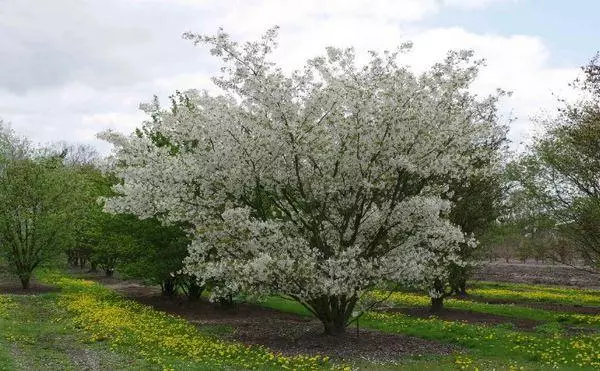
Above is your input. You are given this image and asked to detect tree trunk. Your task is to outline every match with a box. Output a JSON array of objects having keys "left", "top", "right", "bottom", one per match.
[
  {"left": 458, "top": 280, "right": 467, "bottom": 296},
  {"left": 453, "top": 278, "right": 467, "bottom": 297},
  {"left": 430, "top": 296, "right": 444, "bottom": 313},
  {"left": 219, "top": 294, "right": 237, "bottom": 310},
  {"left": 89, "top": 261, "right": 98, "bottom": 273},
  {"left": 161, "top": 278, "right": 177, "bottom": 298},
  {"left": 184, "top": 280, "right": 203, "bottom": 301},
  {"left": 308, "top": 295, "right": 356, "bottom": 336},
  {"left": 323, "top": 320, "right": 346, "bottom": 335},
  {"left": 430, "top": 278, "right": 447, "bottom": 313},
  {"left": 20, "top": 277, "right": 30, "bottom": 290}
]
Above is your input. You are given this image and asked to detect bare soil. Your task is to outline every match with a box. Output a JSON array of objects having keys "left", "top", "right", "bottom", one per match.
[
  {"left": 475, "top": 261, "right": 600, "bottom": 289},
  {"left": 0, "top": 280, "right": 59, "bottom": 295}
]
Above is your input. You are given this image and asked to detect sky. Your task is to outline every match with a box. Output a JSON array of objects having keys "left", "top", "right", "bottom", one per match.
[{"left": 1, "top": 0, "right": 598, "bottom": 154}]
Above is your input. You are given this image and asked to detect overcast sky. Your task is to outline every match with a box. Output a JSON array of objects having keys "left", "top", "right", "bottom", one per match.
[{"left": 1, "top": 0, "right": 597, "bottom": 154}]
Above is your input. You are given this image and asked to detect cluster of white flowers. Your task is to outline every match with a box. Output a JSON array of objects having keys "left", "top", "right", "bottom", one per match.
[{"left": 100, "top": 28, "right": 504, "bottom": 320}]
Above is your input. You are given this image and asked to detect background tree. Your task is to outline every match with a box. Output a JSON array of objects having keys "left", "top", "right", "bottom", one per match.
[
  {"left": 419, "top": 110, "right": 508, "bottom": 312},
  {"left": 447, "top": 175, "right": 505, "bottom": 295},
  {"left": 63, "top": 160, "right": 198, "bottom": 296},
  {"left": 0, "top": 120, "right": 29, "bottom": 163},
  {"left": 0, "top": 153, "right": 78, "bottom": 289},
  {"left": 420, "top": 172, "right": 506, "bottom": 313},
  {"left": 511, "top": 55, "right": 600, "bottom": 270},
  {"left": 115, "top": 217, "right": 199, "bottom": 299},
  {"left": 101, "top": 28, "right": 506, "bottom": 335}
]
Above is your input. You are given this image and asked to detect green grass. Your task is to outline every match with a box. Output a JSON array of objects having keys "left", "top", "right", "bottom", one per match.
[
  {"left": 352, "top": 355, "right": 566, "bottom": 371},
  {"left": 0, "top": 341, "right": 14, "bottom": 371}
]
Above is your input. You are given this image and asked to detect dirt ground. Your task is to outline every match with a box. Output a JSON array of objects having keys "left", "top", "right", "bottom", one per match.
[
  {"left": 474, "top": 261, "right": 600, "bottom": 289},
  {"left": 0, "top": 280, "right": 59, "bottom": 295}
]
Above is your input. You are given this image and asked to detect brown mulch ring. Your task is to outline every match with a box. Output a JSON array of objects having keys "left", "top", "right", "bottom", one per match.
[
  {"left": 226, "top": 321, "right": 456, "bottom": 361},
  {"left": 380, "top": 306, "right": 540, "bottom": 331},
  {"left": 103, "top": 282, "right": 458, "bottom": 362},
  {"left": 0, "top": 280, "right": 59, "bottom": 295},
  {"left": 460, "top": 296, "right": 600, "bottom": 315}
]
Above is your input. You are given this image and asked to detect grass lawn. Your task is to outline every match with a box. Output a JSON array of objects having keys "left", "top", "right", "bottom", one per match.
[{"left": 37, "top": 271, "right": 338, "bottom": 370}]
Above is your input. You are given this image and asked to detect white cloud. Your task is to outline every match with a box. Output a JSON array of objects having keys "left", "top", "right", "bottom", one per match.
[
  {"left": 442, "top": 0, "right": 519, "bottom": 9},
  {"left": 0, "top": 0, "right": 579, "bottom": 154}
]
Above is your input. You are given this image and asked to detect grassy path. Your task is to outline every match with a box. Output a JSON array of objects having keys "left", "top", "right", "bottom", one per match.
[{"left": 0, "top": 293, "right": 156, "bottom": 371}]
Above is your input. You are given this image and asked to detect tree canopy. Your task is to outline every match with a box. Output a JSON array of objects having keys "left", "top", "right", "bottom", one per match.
[
  {"left": 511, "top": 55, "right": 600, "bottom": 269},
  {"left": 101, "top": 28, "right": 506, "bottom": 334}
]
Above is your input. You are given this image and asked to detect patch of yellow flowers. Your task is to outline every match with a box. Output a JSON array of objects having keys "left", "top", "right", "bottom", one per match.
[
  {"left": 470, "top": 287, "right": 600, "bottom": 307},
  {"left": 44, "top": 274, "right": 346, "bottom": 370},
  {"left": 453, "top": 355, "right": 475, "bottom": 370},
  {"left": 368, "top": 290, "right": 429, "bottom": 306},
  {"left": 0, "top": 295, "right": 15, "bottom": 318}
]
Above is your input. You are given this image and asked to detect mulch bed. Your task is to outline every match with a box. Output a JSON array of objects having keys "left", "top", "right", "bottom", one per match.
[
  {"left": 228, "top": 321, "right": 456, "bottom": 361},
  {"left": 381, "top": 306, "right": 539, "bottom": 331},
  {"left": 0, "top": 281, "right": 59, "bottom": 295}
]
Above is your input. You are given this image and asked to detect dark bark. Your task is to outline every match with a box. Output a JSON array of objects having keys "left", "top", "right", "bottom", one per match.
[
  {"left": 306, "top": 295, "right": 356, "bottom": 336},
  {"left": 451, "top": 277, "right": 468, "bottom": 296},
  {"left": 219, "top": 294, "right": 237, "bottom": 310},
  {"left": 161, "top": 278, "right": 177, "bottom": 297},
  {"left": 20, "top": 276, "right": 30, "bottom": 290},
  {"left": 79, "top": 256, "right": 87, "bottom": 270},
  {"left": 88, "top": 261, "right": 98, "bottom": 273},
  {"left": 430, "top": 278, "right": 447, "bottom": 313},
  {"left": 323, "top": 320, "right": 346, "bottom": 335},
  {"left": 457, "top": 280, "right": 467, "bottom": 296},
  {"left": 430, "top": 296, "right": 444, "bottom": 313},
  {"left": 67, "top": 250, "right": 78, "bottom": 267},
  {"left": 184, "top": 280, "right": 203, "bottom": 301}
]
